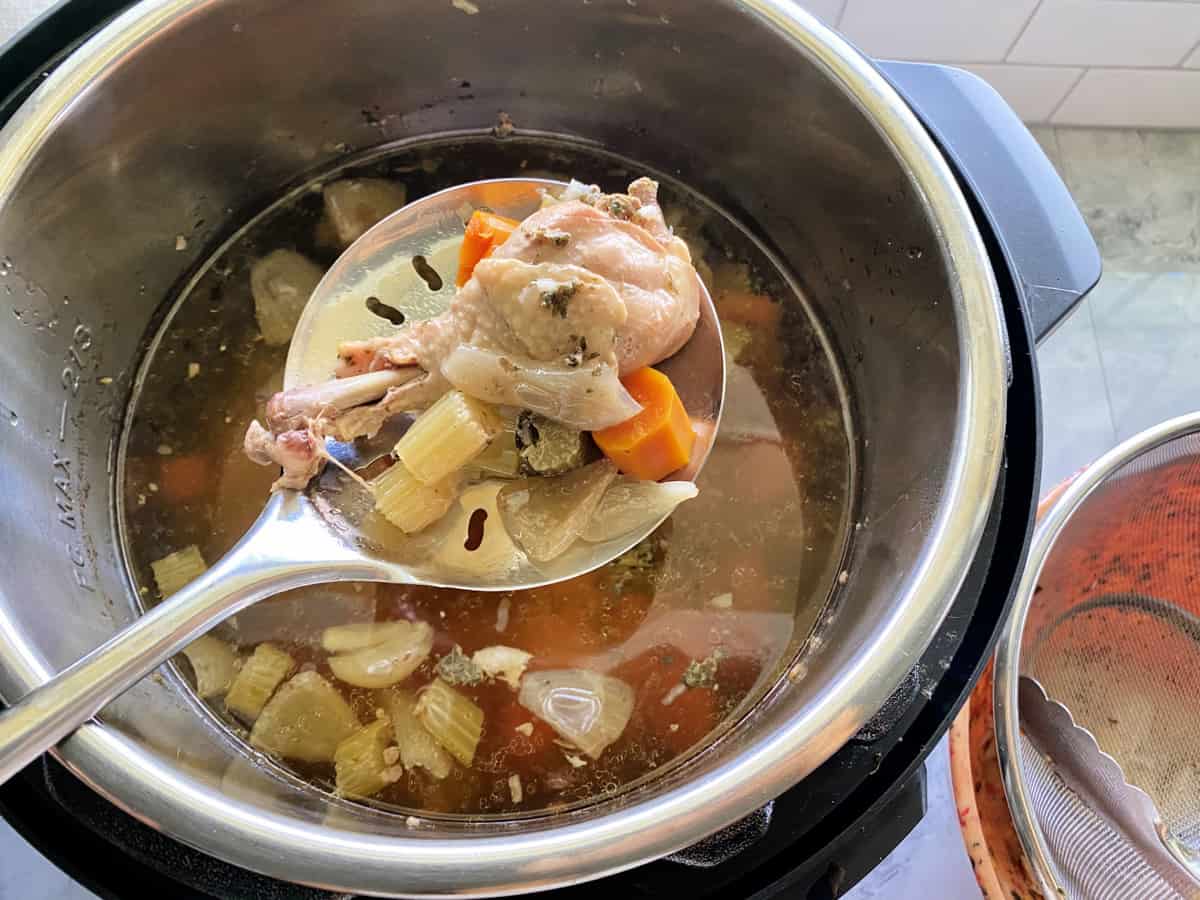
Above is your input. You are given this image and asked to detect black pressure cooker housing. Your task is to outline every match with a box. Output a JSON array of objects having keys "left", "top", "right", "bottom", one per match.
[{"left": 0, "top": 2, "right": 1098, "bottom": 897}]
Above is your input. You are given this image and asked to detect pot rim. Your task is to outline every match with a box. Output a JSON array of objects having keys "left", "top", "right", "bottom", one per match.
[{"left": 0, "top": 0, "right": 1008, "bottom": 894}]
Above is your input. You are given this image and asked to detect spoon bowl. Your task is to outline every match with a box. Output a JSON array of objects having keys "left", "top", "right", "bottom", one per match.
[
  {"left": 0, "top": 177, "right": 725, "bottom": 782},
  {"left": 289, "top": 178, "right": 724, "bottom": 590}
]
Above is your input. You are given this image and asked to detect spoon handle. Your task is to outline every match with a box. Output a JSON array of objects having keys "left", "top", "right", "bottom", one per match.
[{"left": 0, "top": 492, "right": 384, "bottom": 785}]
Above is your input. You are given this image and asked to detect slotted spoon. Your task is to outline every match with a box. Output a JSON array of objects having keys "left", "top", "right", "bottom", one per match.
[{"left": 0, "top": 177, "right": 725, "bottom": 784}]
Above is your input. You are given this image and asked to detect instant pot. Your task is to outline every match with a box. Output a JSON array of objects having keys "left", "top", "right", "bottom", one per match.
[{"left": 0, "top": 1, "right": 1100, "bottom": 897}]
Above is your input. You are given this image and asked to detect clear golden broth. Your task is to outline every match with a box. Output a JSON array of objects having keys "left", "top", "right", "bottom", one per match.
[{"left": 120, "top": 139, "right": 852, "bottom": 816}]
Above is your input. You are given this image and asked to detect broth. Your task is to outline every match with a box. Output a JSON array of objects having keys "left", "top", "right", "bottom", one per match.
[{"left": 119, "top": 137, "right": 852, "bottom": 816}]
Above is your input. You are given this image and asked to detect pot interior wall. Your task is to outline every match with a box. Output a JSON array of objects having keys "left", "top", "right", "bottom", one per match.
[{"left": 0, "top": 0, "right": 963, "bottom": 850}]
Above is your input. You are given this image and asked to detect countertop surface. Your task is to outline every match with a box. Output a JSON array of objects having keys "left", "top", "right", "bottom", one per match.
[{"left": 0, "top": 2, "right": 1193, "bottom": 898}]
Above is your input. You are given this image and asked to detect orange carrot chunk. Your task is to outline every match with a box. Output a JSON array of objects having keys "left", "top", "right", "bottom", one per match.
[
  {"left": 456, "top": 210, "right": 520, "bottom": 286},
  {"left": 593, "top": 367, "right": 695, "bottom": 481}
]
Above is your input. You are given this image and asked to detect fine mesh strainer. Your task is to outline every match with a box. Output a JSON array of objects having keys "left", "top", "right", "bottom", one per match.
[{"left": 996, "top": 414, "right": 1200, "bottom": 899}]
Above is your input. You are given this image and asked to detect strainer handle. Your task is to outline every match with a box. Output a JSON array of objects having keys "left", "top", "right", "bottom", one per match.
[
  {"left": 1020, "top": 675, "right": 1200, "bottom": 895},
  {"left": 0, "top": 491, "right": 383, "bottom": 785}
]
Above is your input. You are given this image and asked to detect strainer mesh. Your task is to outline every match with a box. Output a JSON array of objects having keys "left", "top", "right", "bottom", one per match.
[
  {"left": 1021, "top": 732, "right": 1179, "bottom": 900},
  {"left": 1022, "top": 431, "right": 1200, "bottom": 890}
]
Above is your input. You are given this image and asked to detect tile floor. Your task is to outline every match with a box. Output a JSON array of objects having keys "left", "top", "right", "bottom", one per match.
[
  {"left": 1033, "top": 126, "right": 1200, "bottom": 493},
  {"left": 1, "top": 121, "right": 1197, "bottom": 898}
]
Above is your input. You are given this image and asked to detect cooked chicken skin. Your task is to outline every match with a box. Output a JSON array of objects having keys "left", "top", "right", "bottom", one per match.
[
  {"left": 493, "top": 199, "right": 699, "bottom": 373},
  {"left": 337, "top": 180, "right": 699, "bottom": 379},
  {"left": 246, "top": 177, "right": 701, "bottom": 489}
]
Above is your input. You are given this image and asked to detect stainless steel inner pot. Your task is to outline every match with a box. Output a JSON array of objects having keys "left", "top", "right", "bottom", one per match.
[{"left": 0, "top": 0, "right": 1007, "bottom": 894}]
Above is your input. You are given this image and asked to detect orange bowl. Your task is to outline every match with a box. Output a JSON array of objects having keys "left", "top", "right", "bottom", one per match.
[
  {"left": 948, "top": 473, "right": 1080, "bottom": 898},
  {"left": 949, "top": 661, "right": 1044, "bottom": 899}
]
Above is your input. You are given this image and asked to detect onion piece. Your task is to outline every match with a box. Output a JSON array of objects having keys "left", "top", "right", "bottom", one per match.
[
  {"left": 250, "top": 249, "right": 324, "bottom": 346},
  {"left": 441, "top": 345, "right": 641, "bottom": 431},
  {"left": 518, "top": 669, "right": 635, "bottom": 759},
  {"left": 323, "top": 178, "right": 407, "bottom": 247},
  {"left": 321, "top": 621, "right": 417, "bottom": 654},
  {"left": 582, "top": 478, "right": 699, "bottom": 543},
  {"left": 327, "top": 620, "right": 433, "bottom": 689},
  {"left": 497, "top": 461, "right": 617, "bottom": 563}
]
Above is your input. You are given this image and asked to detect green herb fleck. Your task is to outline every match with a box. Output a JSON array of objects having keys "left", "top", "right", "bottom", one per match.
[
  {"left": 606, "top": 198, "right": 634, "bottom": 220},
  {"left": 536, "top": 227, "right": 571, "bottom": 247},
  {"left": 515, "top": 410, "right": 540, "bottom": 450},
  {"left": 607, "top": 535, "right": 663, "bottom": 593},
  {"left": 436, "top": 646, "right": 482, "bottom": 686},
  {"left": 515, "top": 411, "right": 590, "bottom": 475},
  {"left": 682, "top": 650, "right": 723, "bottom": 689},
  {"left": 565, "top": 335, "right": 588, "bottom": 368},
  {"left": 614, "top": 539, "right": 656, "bottom": 572},
  {"left": 540, "top": 281, "right": 578, "bottom": 318}
]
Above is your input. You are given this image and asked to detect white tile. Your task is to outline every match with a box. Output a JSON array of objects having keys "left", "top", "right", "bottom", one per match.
[
  {"left": 839, "top": 0, "right": 1039, "bottom": 62},
  {"left": 958, "top": 64, "right": 1083, "bottom": 122},
  {"left": 798, "top": 0, "right": 846, "bottom": 26},
  {"left": 1009, "top": 0, "right": 1200, "bottom": 67},
  {"left": 1052, "top": 68, "right": 1200, "bottom": 127}
]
